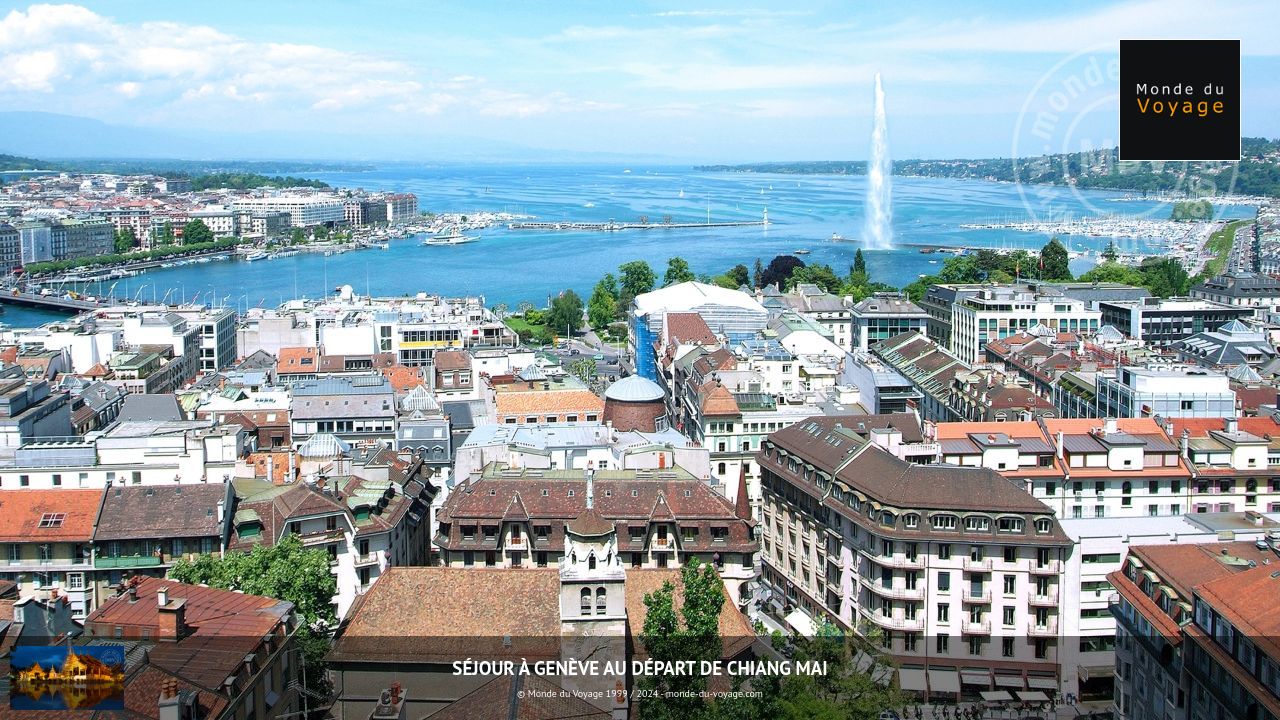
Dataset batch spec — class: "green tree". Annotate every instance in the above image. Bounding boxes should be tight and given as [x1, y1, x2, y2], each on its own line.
[637, 558, 725, 720]
[853, 249, 867, 276]
[546, 289, 585, 336]
[1039, 238, 1072, 280]
[1102, 240, 1119, 262]
[759, 255, 806, 290]
[182, 219, 214, 246]
[1078, 261, 1144, 285]
[158, 222, 176, 246]
[588, 276, 619, 329]
[567, 357, 597, 385]
[290, 227, 306, 245]
[725, 264, 750, 288]
[313, 225, 330, 241]
[492, 302, 509, 318]
[752, 258, 764, 288]
[169, 534, 337, 703]
[757, 623, 908, 720]
[619, 260, 657, 298]
[789, 263, 842, 293]
[663, 256, 696, 286]
[1140, 257, 1191, 297]
[113, 228, 136, 254]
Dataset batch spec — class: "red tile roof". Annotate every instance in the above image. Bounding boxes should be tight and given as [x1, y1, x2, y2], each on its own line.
[380, 364, 424, 394]
[665, 312, 718, 346]
[0, 489, 102, 542]
[1169, 416, 1280, 438]
[433, 349, 472, 371]
[276, 347, 317, 374]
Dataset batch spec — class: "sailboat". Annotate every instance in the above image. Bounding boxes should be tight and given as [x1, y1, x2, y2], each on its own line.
[679, 189, 685, 198]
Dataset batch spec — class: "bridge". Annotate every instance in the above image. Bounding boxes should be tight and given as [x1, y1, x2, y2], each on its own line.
[0, 289, 104, 313]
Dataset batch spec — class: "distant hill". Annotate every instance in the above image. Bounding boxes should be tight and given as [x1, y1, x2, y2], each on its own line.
[697, 138, 1280, 197]
[0, 152, 48, 171]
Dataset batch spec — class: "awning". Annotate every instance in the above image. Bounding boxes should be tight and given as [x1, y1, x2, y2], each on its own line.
[785, 609, 816, 638]
[1078, 664, 1115, 681]
[980, 690, 1013, 702]
[1026, 677, 1059, 690]
[994, 674, 1023, 688]
[898, 667, 928, 692]
[1017, 690, 1050, 702]
[928, 668, 961, 694]
[960, 669, 990, 685]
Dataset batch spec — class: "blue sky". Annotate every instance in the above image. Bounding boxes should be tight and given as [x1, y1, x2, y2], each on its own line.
[0, 1, 1277, 161]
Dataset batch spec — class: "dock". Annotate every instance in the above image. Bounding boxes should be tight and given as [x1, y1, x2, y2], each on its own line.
[508, 213, 769, 233]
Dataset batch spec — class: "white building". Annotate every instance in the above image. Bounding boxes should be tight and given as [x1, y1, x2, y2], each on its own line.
[231, 196, 345, 227]
[1094, 365, 1237, 419]
[951, 286, 1101, 364]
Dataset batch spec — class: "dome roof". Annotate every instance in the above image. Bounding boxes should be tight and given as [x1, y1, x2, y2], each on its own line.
[604, 375, 664, 402]
[298, 433, 351, 459]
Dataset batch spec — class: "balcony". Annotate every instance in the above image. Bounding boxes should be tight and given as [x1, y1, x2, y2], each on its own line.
[6, 558, 93, 569]
[963, 588, 992, 603]
[95, 555, 164, 569]
[1028, 618, 1059, 636]
[299, 529, 346, 547]
[1029, 593, 1059, 607]
[864, 579, 925, 601]
[353, 552, 381, 568]
[963, 557, 993, 571]
[1030, 560, 1062, 575]
[651, 537, 675, 552]
[861, 548, 924, 569]
[962, 619, 992, 634]
[506, 536, 526, 550]
[868, 613, 924, 631]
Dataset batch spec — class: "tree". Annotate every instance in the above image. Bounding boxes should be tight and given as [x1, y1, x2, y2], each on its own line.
[1140, 257, 1191, 297]
[492, 302, 509, 319]
[1078, 261, 1143, 285]
[290, 227, 306, 245]
[588, 276, 619, 329]
[637, 559, 725, 720]
[313, 225, 330, 241]
[169, 535, 337, 703]
[758, 255, 806, 290]
[113, 228, 136, 254]
[181, 219, 214, 246]
[664, 256, 696, 286]
[752, 258, 764, 288]
[619, 260, 656, 299]
[726, 264, 750, 288]
[158, 222, 176, 247]
[516, 301, 535, 317]
[789, 263, 842, 293]
[756, 623, 908, 720]
[853, 249, 867, 276]
[546, 289, 585, 336]
[1039, 238, 1072, 281]
[567, 357, 597, 385]
[1102, 240, 1119, 262]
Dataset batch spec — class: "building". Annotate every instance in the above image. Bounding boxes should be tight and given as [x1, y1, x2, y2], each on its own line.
[1191, 270, 1280, 317]
[1169, 416, 1280, 514]
[94, 206, 154, 245]
[0, 365, 74, 463]
[243, 210, 291, 239]
[1108, 541, 1280, 720]
[950, 285, 1101, 364]
[433, 463, 758, 605]
[850, 293, 929, 352]
[384, 193, 418, 223]
[0, 222, 21, 272]
[1174, 319, 1279, 371]
[488, 369, 604, 426]
[83, 576, 300, 720]
[228, 443, 435, 618]
[16, 216, 113, 264]
[872, 331, 970, 422]
[91, 483, 230, 607]
[327, 562, 756, 720]
[230, 195, 345, 227]
[1098, 297, 1252, 346]
[774, 284, 855, 351]
[0, 488, 100, 617]
[431, 349, 474, 398]
[290, 376, 397, 446]
[758, 416, 1074, 698]
[602, 375, 667, 432]
[187, 207, 240, 238]
[839, 351, 924, 415]
[1093, 365, 1238, 419]
[630, 282, 768, 381]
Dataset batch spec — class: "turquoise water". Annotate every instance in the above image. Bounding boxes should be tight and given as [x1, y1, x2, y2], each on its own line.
[6, 165, 1254, 327]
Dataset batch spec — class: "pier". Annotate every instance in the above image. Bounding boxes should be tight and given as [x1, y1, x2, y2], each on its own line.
[508, 213, 769, 233]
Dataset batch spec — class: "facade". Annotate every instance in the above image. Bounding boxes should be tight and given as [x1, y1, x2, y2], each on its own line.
[384, 193, 419, 223]
[775, 284, 855, 351]
[0, 365, 74, 463]
[290, 376, 397, 445]
[1191, 270, 1280, 317]
[83, 576, 300, 720]
[1095, 366, 1238, 419]
[230, 195, 345, 227]
[1170, 416, 1280, 515]
[0, 488, 100, 617]
[871, 331, 970, 422]
[951, 285, 1101, 364]
[16, 217, 113, 264]
[1108, 541, 1280, 720]
[759, 416, 1074, 698]
[851, 293, 929, 352]
[1098, 297, 1252, 346]
[433, 464, 759, 605]
[631, 282, 769, 381]
[0, 222, 21, 272]
[187, 207, 240, 237]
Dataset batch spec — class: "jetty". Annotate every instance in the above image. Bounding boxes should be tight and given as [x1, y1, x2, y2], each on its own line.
[0, 289, 106, 312]
[508, 211, 770, 233]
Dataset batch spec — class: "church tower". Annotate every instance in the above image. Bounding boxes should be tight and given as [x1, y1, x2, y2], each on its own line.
[558, 466, 628, 720]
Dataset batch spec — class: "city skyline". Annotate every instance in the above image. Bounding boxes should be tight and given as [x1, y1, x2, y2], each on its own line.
[1, 1, 1278, 162]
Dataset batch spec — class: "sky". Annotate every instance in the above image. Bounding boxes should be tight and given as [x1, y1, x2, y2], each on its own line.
[0, 1, 1278, 162]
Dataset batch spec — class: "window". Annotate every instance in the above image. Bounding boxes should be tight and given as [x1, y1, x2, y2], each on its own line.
[1003, 607, 1015, 626]
[485, 551, 496, 567]
[996, 517, 1024, 533]
[1035, 518, 1052, 534]
[936, 635, 949, 655]
[1002, 637, 1015, 657]
[19, 474, 29, 487]
[937, 603, 950, 622]
[1002, 575, 1016, 595]
[580, 588, 592, 616]
[51, 474, 61, 487]
[938, 544, 951, 560]
[937, 572, 950, 592]
[37, 513, 65, 529]
[1003, 546, 1017, 563]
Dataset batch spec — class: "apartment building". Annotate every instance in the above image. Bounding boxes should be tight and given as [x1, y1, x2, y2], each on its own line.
[1099, 297, 1252, 346]
[1092, 366, 1238, 419]
[759, 416, 1073, 698]
[0, 365, 74, 462]
[1191, 270, 1280, 317]
[289, 375, 397, 446]
[0, 222, 21, 272]
[433, 464, 759, 605]
[872, 331, 970, 422]
[384, 193, 419, 223]
[773, 283, 855, 351]
[230, 195, 345, 227]
[1169, 416, 1280, 514]
[1109, 541, 1280, 720]
[851, 293, 929, 352]
[950, 285, 1101, 364]
[0, 489, 100, 617]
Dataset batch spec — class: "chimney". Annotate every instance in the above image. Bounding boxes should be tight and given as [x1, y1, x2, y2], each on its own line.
[158, 593, 187, 642]
[585, 463, 595, 509]
[1103, 418, 1118, 435]
[128, 585, 138, 603]
[216, 498, 225, 524]
[1180, 429, 1190, 459]
[1225, 417, 1239, 434]
[1055, 430, 1064, 460]
[157, 586, 168, 607]
[369, 683, 408, 720]
[158, 679, 192, 720]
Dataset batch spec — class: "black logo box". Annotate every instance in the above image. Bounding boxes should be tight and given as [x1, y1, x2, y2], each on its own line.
[1119, 39, 1240, 162]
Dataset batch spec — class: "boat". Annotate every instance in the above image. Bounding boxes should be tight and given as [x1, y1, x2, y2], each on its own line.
[583, 202, 596, 208]
[794, 249, 811, 255]
[831, 232, 846, 241]
[424, 229, 479, 246]
[920, 248, 937, 254]
[243, 251, 268, 262]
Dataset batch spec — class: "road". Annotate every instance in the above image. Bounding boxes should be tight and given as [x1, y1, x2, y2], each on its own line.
[545, 335, 626, 382]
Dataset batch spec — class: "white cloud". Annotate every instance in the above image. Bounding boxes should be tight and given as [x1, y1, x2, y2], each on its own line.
[115, 81, 140, 98]
[0, 50, 60, 91]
